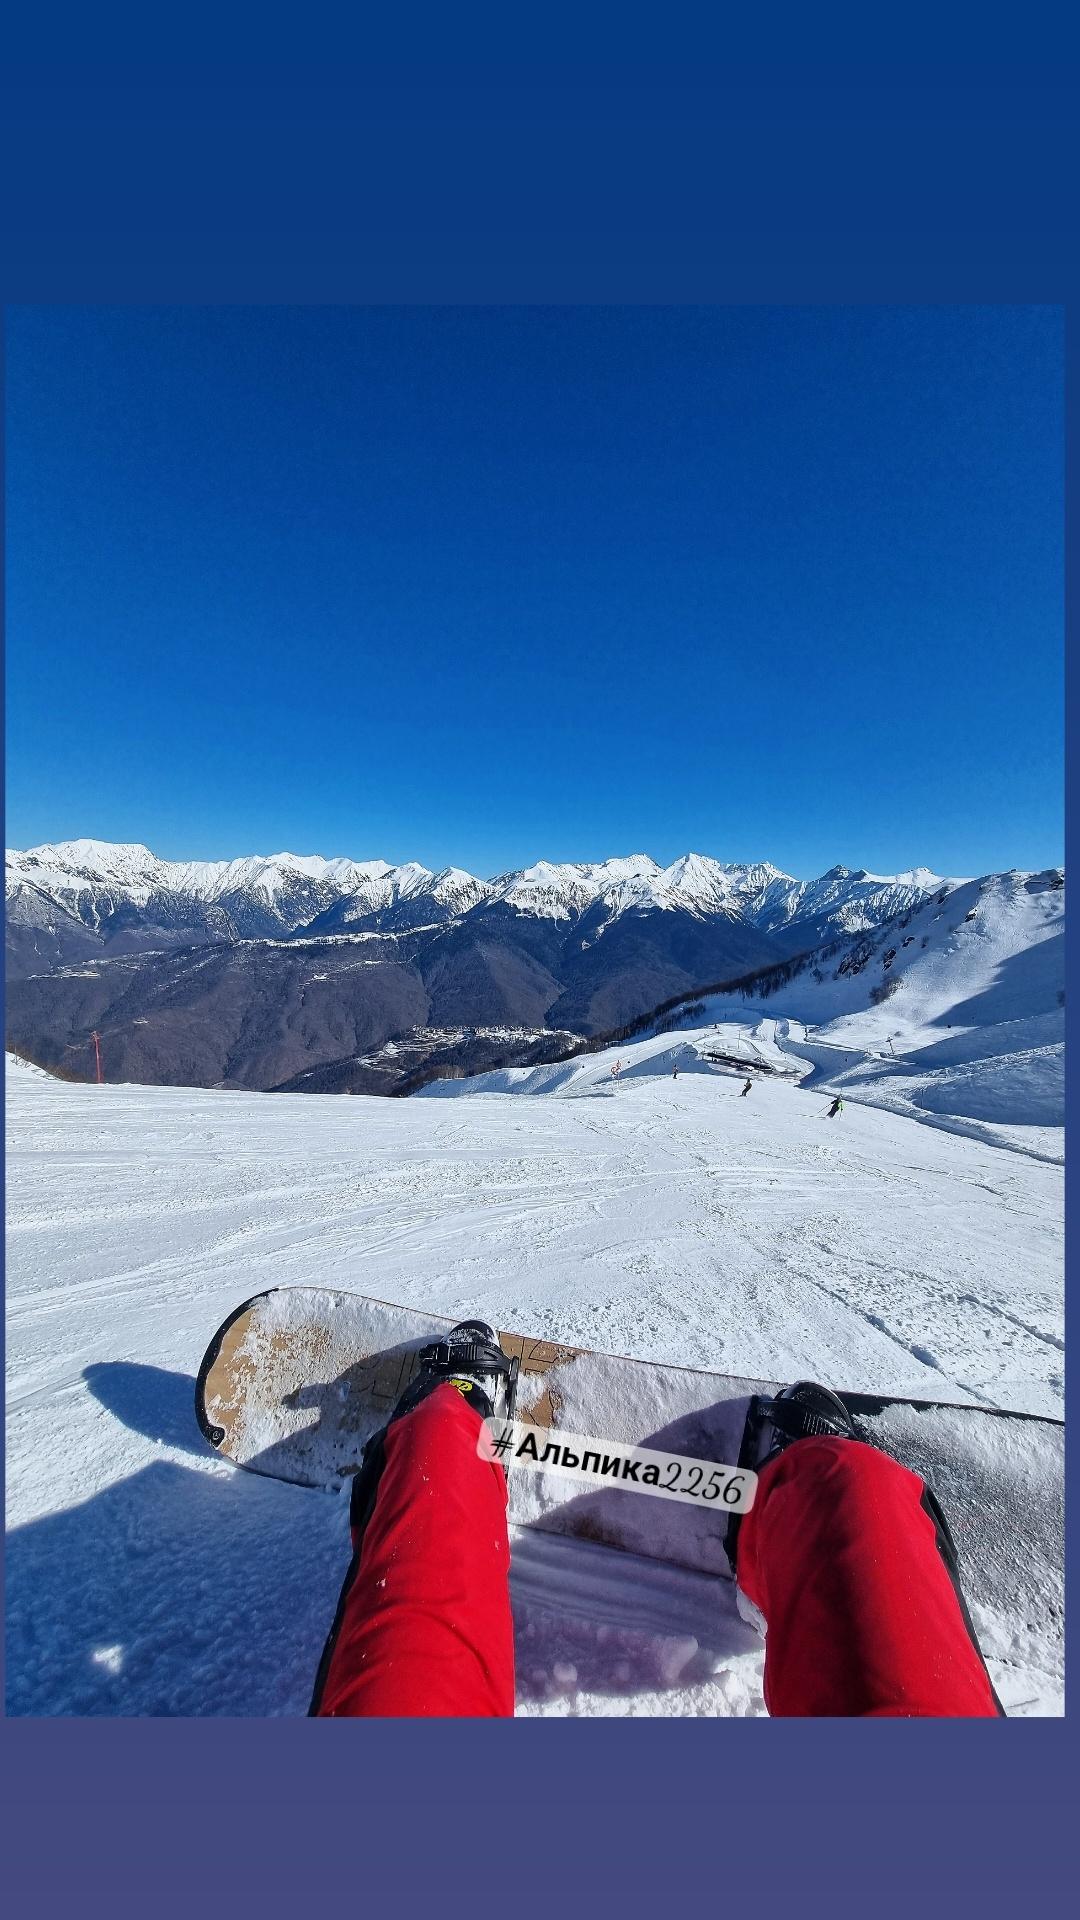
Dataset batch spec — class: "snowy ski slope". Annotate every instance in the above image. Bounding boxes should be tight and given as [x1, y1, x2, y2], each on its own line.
[428, 868, 1064, 1162]
[5, 1034, 1063, 1717]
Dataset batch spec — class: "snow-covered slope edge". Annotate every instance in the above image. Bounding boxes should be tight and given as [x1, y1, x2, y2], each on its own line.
[420, 870, 1064, 1159]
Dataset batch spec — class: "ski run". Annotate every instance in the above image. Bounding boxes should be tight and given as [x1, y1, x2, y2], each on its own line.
[6, 992, 1063, 1716]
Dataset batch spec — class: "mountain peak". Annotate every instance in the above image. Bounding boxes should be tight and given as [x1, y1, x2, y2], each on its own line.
[41, 838, 158, 869]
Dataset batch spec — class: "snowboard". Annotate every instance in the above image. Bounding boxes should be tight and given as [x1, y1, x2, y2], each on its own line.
[195, 1286, 1064, 1657]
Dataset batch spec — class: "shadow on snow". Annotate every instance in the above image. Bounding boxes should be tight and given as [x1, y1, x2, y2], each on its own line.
[83, 1360, 209, 1456]
[7, 1364, 761, 1717]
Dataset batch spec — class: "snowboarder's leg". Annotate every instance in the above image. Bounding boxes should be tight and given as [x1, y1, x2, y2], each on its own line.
[311, 1383, 514, 1717]
[735, 1435, 1001, 1716]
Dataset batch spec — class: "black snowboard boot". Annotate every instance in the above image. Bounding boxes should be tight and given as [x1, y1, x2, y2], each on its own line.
[742, 1381, 857, 1468]
[724, 1382, 858, 1577]
[391, 1319, 520, 1426]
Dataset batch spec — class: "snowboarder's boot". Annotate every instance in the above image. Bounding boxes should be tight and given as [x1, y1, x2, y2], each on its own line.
[391, 1320, 520, 1427]
[725, 1382, 858, 1577]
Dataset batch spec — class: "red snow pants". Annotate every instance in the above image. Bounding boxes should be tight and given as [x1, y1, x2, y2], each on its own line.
[314, 1384, 515, 1717]
[312, 1392, 999, 1718]
[736, 1437, 1001, 1716]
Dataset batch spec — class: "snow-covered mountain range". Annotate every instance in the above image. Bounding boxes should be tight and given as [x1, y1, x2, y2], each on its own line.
[6, 838, 1061, 1104]
[6, 837, 950, 964]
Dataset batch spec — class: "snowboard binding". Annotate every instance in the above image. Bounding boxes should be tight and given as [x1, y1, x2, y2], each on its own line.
[744, 1382, 858, 1463]
[393, 1320, 520, 1425]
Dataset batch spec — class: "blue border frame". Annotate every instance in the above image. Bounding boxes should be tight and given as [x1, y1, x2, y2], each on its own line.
[2, 8, 1075, 1901]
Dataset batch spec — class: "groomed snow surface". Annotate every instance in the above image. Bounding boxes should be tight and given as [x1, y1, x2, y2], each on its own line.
[6, 1026, 1063, 1717]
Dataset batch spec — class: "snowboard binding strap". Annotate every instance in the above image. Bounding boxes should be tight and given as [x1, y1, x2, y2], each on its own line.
[761, 1396, 856, 1445]
[420, 1339, 518, 1379]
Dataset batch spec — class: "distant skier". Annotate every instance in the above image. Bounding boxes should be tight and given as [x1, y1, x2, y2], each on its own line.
[827, 1095, 844, 1118]
[610, 1059, 622, 1084]
[740, 1077, 753, 1097]
[309, 1327, 1001, 1718]
[672, 1061, 678, 1080]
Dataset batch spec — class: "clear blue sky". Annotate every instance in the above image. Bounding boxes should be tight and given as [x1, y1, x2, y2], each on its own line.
[5, 306, 1063, 880]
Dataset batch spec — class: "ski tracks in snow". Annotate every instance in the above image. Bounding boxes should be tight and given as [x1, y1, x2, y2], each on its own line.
[4, 1063, 1063, 1715]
